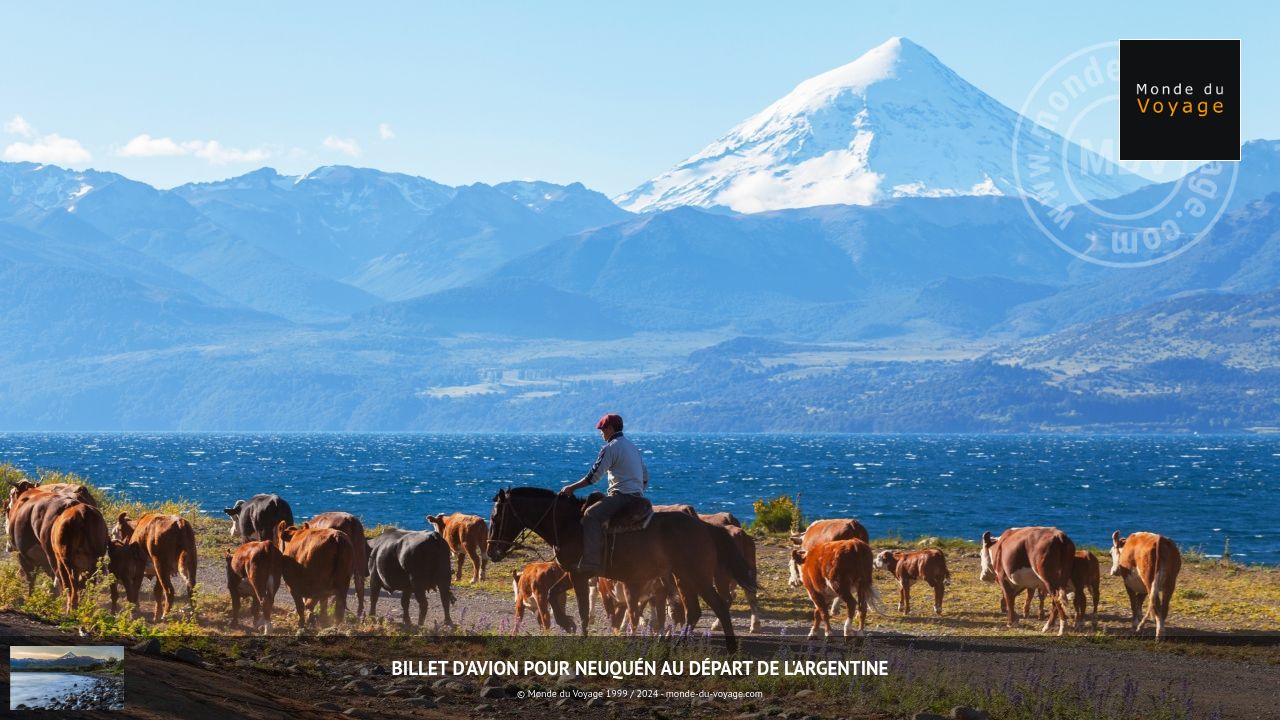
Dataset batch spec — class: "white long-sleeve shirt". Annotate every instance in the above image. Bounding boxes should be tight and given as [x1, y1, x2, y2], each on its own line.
[581, 433, 649, 495]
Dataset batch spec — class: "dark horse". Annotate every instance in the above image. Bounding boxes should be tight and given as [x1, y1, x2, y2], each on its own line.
[486, 487, 756, 652]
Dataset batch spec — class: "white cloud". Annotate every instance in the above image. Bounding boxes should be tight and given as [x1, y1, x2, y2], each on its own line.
[378, 123, 395, 141]
[322, 135, 362, 157]
[117, 134, 270, 165]
[3, 133, 92, 166]
[4, 114, 34, 137]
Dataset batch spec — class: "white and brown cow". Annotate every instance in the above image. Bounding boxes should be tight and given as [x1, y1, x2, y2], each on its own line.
[791, 539, 882, 640]
[789, 518, 869, 587]
[873, 548, 950, 615]
[1110, 530, 1182, 640]
[979, 526, 1075, 635]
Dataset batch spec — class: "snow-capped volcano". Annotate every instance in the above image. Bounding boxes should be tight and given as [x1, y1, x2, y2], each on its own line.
[616, 37, 1147, 213]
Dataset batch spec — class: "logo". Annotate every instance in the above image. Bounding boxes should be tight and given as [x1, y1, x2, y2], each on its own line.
[1012, 42, 1239, 268]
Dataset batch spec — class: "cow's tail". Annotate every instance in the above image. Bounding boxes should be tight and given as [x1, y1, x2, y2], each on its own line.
[177, 518, 198, 597]
[1144, 538, 1164, 630]
[866, 583, 887, 616]
[710, 525, 757, 594]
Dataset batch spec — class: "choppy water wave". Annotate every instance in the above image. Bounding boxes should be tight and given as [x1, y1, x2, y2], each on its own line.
[1, 433, 1275, 563]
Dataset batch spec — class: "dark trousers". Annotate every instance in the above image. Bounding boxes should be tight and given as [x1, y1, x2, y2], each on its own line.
[581, 492, 647, 568]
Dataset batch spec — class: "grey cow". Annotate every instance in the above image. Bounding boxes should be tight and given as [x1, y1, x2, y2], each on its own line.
[368, 528, 455, 626]
[223, 494, 294, 542]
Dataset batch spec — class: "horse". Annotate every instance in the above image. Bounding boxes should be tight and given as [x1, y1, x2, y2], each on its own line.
[485, 487, 756, 652]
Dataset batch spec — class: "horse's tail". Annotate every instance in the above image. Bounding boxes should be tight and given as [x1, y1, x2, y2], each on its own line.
[710, 525, 757, 594]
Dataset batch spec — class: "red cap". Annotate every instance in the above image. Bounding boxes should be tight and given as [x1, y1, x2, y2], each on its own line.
[595, 413, 623, 432]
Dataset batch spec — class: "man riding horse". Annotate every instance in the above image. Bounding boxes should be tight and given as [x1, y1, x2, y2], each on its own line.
[558, 413, 649, 576]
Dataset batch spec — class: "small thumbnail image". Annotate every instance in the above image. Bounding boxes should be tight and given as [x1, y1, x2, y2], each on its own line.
[9, 645, 125, 711]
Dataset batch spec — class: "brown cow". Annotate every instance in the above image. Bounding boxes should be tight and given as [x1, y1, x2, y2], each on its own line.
[6, 490, 83, 593]
[226, 540, 283, 634]
[307, 511, 369, 618]
[4, 482, 94, 554]
[873, 549, 951, 615]
[427, 513, 487, 583]
[1001, 551, 1101, 631]
[512, 561, 576, 633]
[789, 519, 869, 587]
[112, 513, 199, 621]
[276, 520, 353, 628]
[652, 503, 698, 516]
[49, 503, 109, 612]
[979, 527, 1075, 635]
[1110, 530, 1182, 640]
[791, 539, 882, 640]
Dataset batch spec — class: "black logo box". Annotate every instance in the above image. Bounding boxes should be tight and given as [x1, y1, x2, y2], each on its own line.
[1120, 39, 1240, 161]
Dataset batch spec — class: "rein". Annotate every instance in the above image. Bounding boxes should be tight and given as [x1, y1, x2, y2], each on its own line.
[493, 491, 570, 564]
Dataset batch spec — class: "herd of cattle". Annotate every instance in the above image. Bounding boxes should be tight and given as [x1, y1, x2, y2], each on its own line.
[2, 480, 1184, 642]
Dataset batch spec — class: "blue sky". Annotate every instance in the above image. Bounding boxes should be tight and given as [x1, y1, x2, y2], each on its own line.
[2, 1, 1275, 193]
[11, 645, 123, 661]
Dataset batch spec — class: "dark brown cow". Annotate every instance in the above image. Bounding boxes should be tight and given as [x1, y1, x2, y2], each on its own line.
[512, 561, 576, 633]
[307, 511, 369, 618]
[427, 512, 487, 583]
[708, 524, 761, 633]
[277, 520, 353, 627]
[1110, 530, 1182, 640]
[789, 518, 869, 587]
[112, 513, 199, 621]
[874, 549, 951, 615]
[979, 526, 1075, 635]
[791, 539, 882, 640]
[49, 503, 109, 612]
[226, 540, 283, 634]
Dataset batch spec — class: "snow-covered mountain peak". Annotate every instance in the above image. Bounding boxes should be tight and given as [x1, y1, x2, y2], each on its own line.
[617, 37, 1147, 213]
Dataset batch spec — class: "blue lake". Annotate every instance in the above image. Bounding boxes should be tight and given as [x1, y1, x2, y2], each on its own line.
[9, 672, 104, 709]
[0, 433, 1275, 563]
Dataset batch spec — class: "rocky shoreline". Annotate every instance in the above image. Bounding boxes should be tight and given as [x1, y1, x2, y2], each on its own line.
[11, 674, 125, 711]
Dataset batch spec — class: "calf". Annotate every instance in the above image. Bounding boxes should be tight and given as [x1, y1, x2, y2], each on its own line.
[591, 576, 671, 634]
[367, 527, 454, 626]
[979, 527, 1075, 635]
[224, 494, 293, 541]
[107, 540, 146, 613]
[112, 513, 199, 621]
[1110, 530, 1181, 640]
[49, 503, 109, 612]
[427, 512, 487, 583]
[277, 521, 353, 628]
[792, 539, 881, 640]
[226, 540, 283, 634]
[512, 561, 576, 632]
[873, 549, 950, 615]
[308, 511, 369, 618]
[789, 518, 869, 587]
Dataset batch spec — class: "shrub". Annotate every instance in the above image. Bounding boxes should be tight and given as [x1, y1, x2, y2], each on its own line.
[750, 494, 802, 534]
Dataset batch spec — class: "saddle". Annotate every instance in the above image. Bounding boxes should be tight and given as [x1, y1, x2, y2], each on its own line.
[583, 492, 654, 535]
